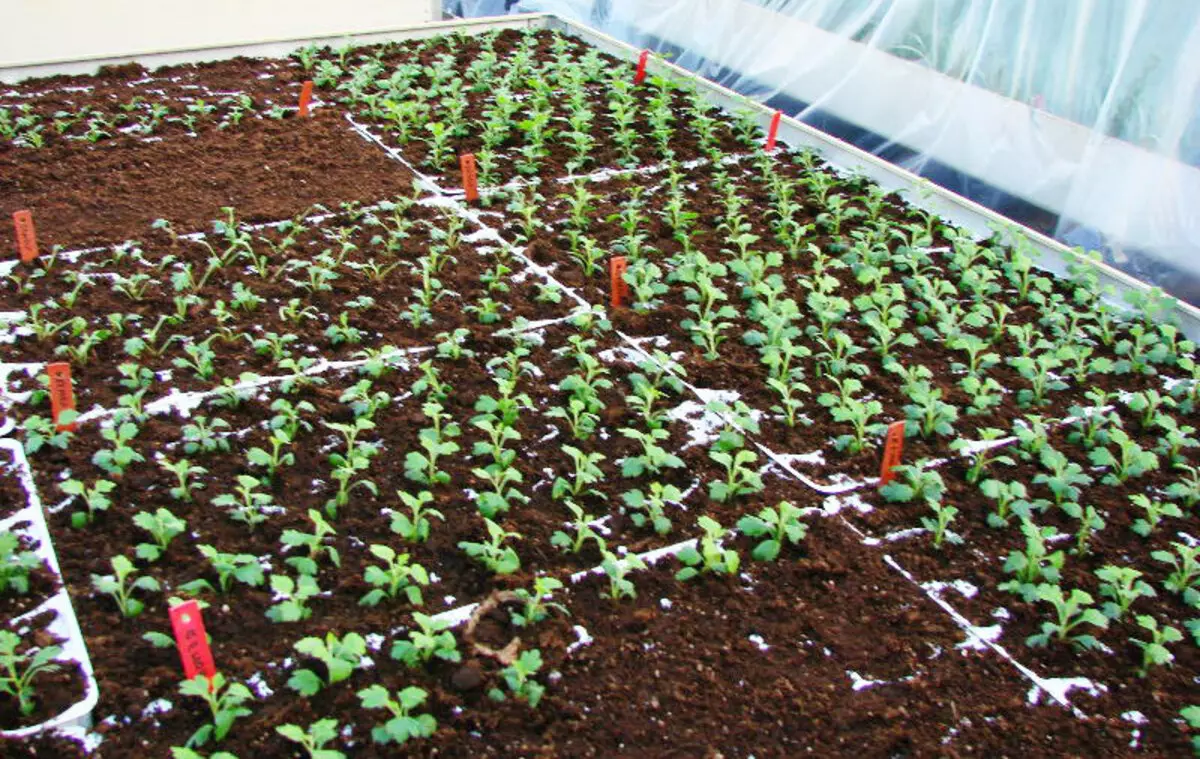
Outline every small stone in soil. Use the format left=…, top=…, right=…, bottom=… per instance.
left=451, top=660, right=484, bottom=691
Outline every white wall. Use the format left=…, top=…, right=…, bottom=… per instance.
left=0, top=0, right=441, bottom=67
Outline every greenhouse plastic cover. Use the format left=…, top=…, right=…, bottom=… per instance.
left=448, top=0, right=1200, bottom=304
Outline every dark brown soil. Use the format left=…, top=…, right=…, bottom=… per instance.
left=0, top=111, right=412, bottom=251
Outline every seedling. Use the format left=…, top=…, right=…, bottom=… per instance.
left=622, top=482, right=681, bottom=536
left=357, top=684, right=437, bottom=746
left=999, top=520, right=1065, bottom=602
left=276, top=719, right=345, bottom=759
left=1088, top=428, right=1159, bottom=484
left=60, top=477, right=117, bottom=528
left=390, top=490, right=444, bottom=542
left=160, top=458, right=208, bottom=502
left=1152, top=542, right=1200, bottom=601
left=390, top=612, right=460, bottom=668
left=676, top=517, right=740, bottom=581
left=360, top=545, right=429, bottom=607
left=1130, top=494, right=1182, bottom=538
left=182, top=416, right=231, bottom=455
left=0, top=533, right=40, bottom=595
left=458, top=518, right=521, bottom=575
left=186, top=545, right=264, bottom=594
left=247, top=429, right=295, bottom=481
left=92, top=555, right=160, bottom=617
left=0, top=630, right=61, bottom=716
left=178, top=672, right=254, bottom=748
left=620, top=427, right=684, bottom=477
left=737, top=501, right=808, bottom=561
left=488, top=648, right=545, bottom=708
left=281, top=509, right=340, bottom=576
left=511, top=577, right=568, bottom=627
left=552, top=446, right=606, bottom=501
left=288, top=631, right=367, bottom=696
left=600, top=550, right=646, bottom=601
left=551, top=501, right=606, bottom=555
left=265, top=573, right=320, bottom=623
left=922, top=502, right=962, bottom=549
left=1095, top=565, right=1155, bottom=621
left=133, top=508, right=186, bottom=562
left=709, top=443, right=763, bottom=503
left=1130, top=615, right=1182, bottom=677
left=1025, top=584, right=1108, bottom=650
left=212, top=475, right=275, bottom=529
left=880, top=464, right=945, bottom=504
left=92, top=420, right=145, bottom=477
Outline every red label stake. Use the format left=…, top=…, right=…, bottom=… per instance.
left=459, top=153, right=479, bottom=203
left=46, top=362, right=76, bottom=433
left=13, top=210, right=38, bottom=263
left=634, top=50, right=650, bottom=85
left=765, top=110, right=782, bottom=151
left=878, top=421, right=906, bottom=486
left=610, top=256, right=629, bottom=308
left=298, top=80, right=314, bottom=117
left=169, top=600, right=216, bottom=683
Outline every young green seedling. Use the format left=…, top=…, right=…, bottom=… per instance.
left=676, top=516, right=740, bottom=581
left=287, top=632, right=367, bottom=696
left=511, top=577, right=568, bottom=627
left=0, top=630, right=61, bottom=716
left=60, top=477, right=117, bottom=528
left=622, top=482, right=681, bottom=536
left=357, top=685, right=437, bottom=746
left=1095, top=565, right=1155, bottom=621
left=458, top=518, right=521, bottom=575
left=133, top=508, right=187, bottom=562
left=550, top=501, right=606, bottom=555
left=178, top=672, right=254, bottom=748
left=600, top=550, right=645, bottom=601
left=265, top=573, right=321, bottom=623
left=360, top=546, right=429, bottom=607
left=281, top=509, right=340, bottom=576
left=390, top=490, right=444, bottom=543
left=390, top=612, right=460, bottom=668
left=737, top=501, right=808, bottom=561
left=275, top=719, right=345, bottom=759
left=1025, top=584, right=1108, bottom=651
left=91, top=555, right=160, bottom=617
left=488, top=648, right=545, bottom=708
left=1130, top=615, right=1183, bottom=677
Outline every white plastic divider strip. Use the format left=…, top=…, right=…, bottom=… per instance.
left=880, top=553, right=1091, bottom=717
left=831, top=511, right=1094, bottom=716
left=0, top=439, right=99, bottom=739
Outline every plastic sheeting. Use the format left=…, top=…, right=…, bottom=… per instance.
left=447, top=0, right=1200, bottom=304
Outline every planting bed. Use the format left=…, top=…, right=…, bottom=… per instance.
left=0, top=18, right=1198, bottom=757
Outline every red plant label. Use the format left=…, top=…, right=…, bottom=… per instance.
left=610, top=256, right=630, bottom=307
left=46, top=362, right=76, bottom=432
left=298, top=80, right=314, bottom=117
left=13, top=209, right=38, bottom=263
left=879, top=421, right=906, bottom=486
left=634, top=50, right=649, bottom=85
left=169, top=600, right=216, bottom=682
left=766, top=110, right=782, bottom=151
left=460, top=153, right=479, bottom=203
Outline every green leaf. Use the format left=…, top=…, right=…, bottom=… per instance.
left=287, top=668, right=324, bottom=696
